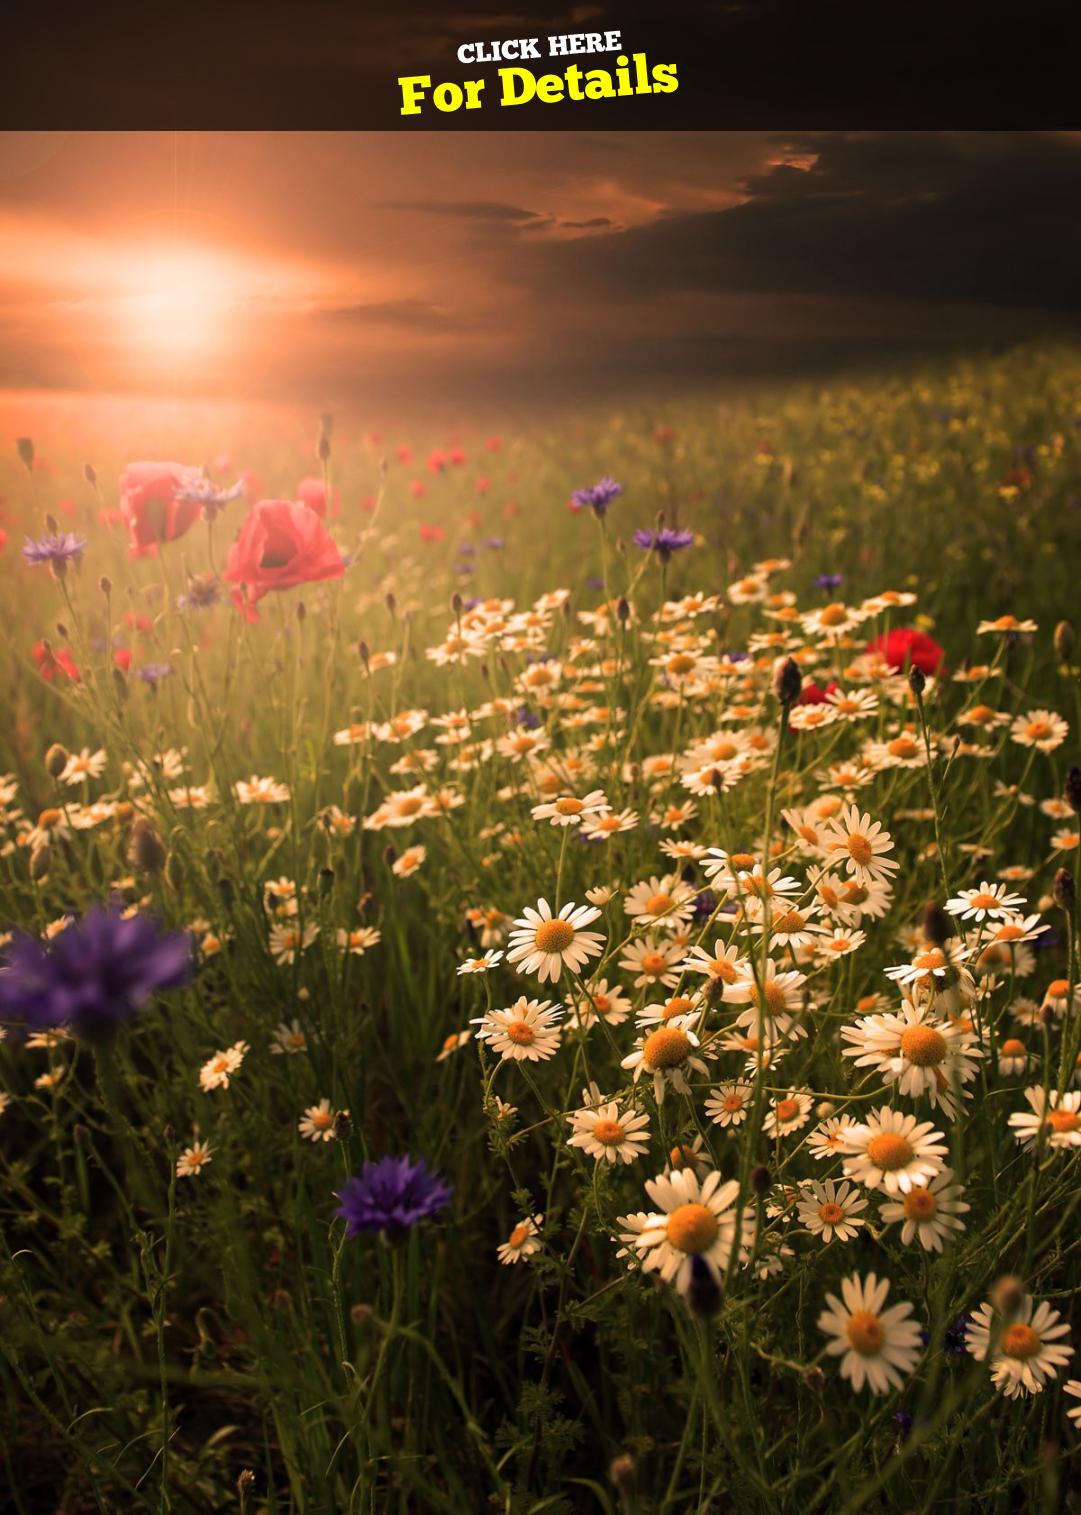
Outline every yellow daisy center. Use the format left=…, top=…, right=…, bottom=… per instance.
left=749, top=980, right=789, bottom=1015
left=1047, top=979, right=1069, bottom=998
left=506, top=1020, right=536, bottom=1046
left=914, top=949, right=946, bottom=972
left=847, top=833, right=874, bottom=866
left=887, top=736, right=919, bottom=759
left=1001, top=1323, right=1041, bottom=1360
left=665, top=1202, right=719, bottom=1253
left=640, top=952, right=670, bottom=976
left=819, top=603, right=848, bottom=628
left=1000, top=1038, right=1026, bottom=1057
left=818, top=1202, right=845, bottom=1225
left=646, top=892, right=675, bottom=916
left=555, top=798, right=584, bottom=816
left=507, top=1223, right=531, bottom=1248
left=722, top=1092, right=745, bottom=1112
left=396, top=796, right=424, bottom=816
left=866, top=1133, right=915, bottom=1172
left=845, top=1310, right=885, bottom=1356
left=662, top=996, right=695, bottom=1020
left=900, top=1025, right=948, bottom=1067
left=668, top=653, right=697, bottom=675
left=644, top=1027, right=692, bottom=1069
left=775, top=1098, right=801, bottom=1123
left=1046, top=1109, right=1080, bottom=1134
left=730, top=852, right=757, bottom=871
left=903, top=1187, right=938, bottom=1220
left=534, top=919, right=575, bottom=953
left=592, top=1118, right=625, bottom=1145
left=1026, top=720, right=1052, bottom=741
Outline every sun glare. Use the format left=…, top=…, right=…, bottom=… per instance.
left=118, top=249, right=240, bottom=361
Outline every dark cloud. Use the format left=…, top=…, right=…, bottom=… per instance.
left=382, top=199, right=542, bottom=221
left=318, top=298, right=462, bottom=330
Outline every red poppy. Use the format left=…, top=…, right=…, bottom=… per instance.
left=124, top=611, right=153, bottom=632
left=296, top=476, right=340, bottom=519
left=475, top=476, right=491, bottom=495
left=360, top=495, right=378, bottom=513
left=224, top=499, right=345, bottom=621
left=485, top=436, right=502, bottom=453
left=395, top=444, right=412, bottom=464
left=410, top=481, right=427, bottom=499
left=867, top=627, right=946, bottom=676
left=33, top=641, right=80, bottom=682
left=119, top=461, right=204, bottom=557
left=797, top=680, right=839, bottom=706
left=113, top=647, right=133, bottom=673
left=427, top=451, right=447, bottom=474
left=418, top=524, right=445, bottom=544
left=0, top=527, right=7, bottom=554
left=449, top=447, right=467, bottom=467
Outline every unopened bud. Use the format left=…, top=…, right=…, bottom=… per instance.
left=1065, top=766, right=1081, bottom=816
left=750, top=1163, right=772, bottom=1196
left=617, top=596, right=630, bottom=623
left=296, top=601, right=306, bottom=623
left=385, top=591, right=396, bottom=616
left=99, top=575, right=112, bottom=596
left=1053, top=868, right=1075, bottom=913
left=357, top=640, right=370, bottom=668
left=30, top=843, right=51, bottom=881
left=16, top=436, right=34, bottom=472
left=683, top=1253, right=722, bottom=1317
left=609, top=1453, right=637, bottom=1498
left=802, top=1366, right=826, bottom=1393
left=333, top=1109, right=351, bottom=1141
left=923, top=901, right=954, bottom=946
left=45, top=513, right=59, bottom=535
left=1054, top=620, right=1075, bottom=663
left=44, top=743, right=69, bottom=778
left=317, top=432, right=331, bottom=463
left=908, top=664, right=926, bottom=697
left=84, top=462, right=97, bottom=487
left=162, top=1124, right=175, bottom=1143
left=318, top=866, right=335, bottom=895
left=991, top=1274, right=1025, bottom=1319
left=129, top=818, right=166, bottom=873
left=451, top=592, right=463, bottom=615
left=773, top=657, right=801, bottom=708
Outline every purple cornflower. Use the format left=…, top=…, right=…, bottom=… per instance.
left=176, top=574, right=221, bottom=612
left=22, top=532, right=86, bottom=571
left=570, top=476, right=622, bottom=517
left=633, top=527, right=695, bottom=561
left=138, top=662, right=172, bottom=685
left=516, top=706, right=541, bottom=729
left=335, top=1156, right=451, bottom=1237
left=816, top=573, right=844, bottom=590
left=485, top=536, right=504, bottom=551
left=0, top=906, right=192, bottom=1042
left=174, top=477, right=244, bottom=508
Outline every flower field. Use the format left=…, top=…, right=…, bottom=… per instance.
left=2, top=343, right=1081, bottom=1513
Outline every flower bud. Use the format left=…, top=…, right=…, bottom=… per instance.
left=1054, top=620, right=1075, bottom=663
left=750, top=1163, right=772, bottom=1196
left=350, top=1302, right=374, bottom=1328
left=802, top=1366, right=826, bottom=1393
left=609, top=1453, right=637, bottom=1498
left=44, top=743, right=69, bottom=779
left=333, top=1109, right=351, bottom=1141
left=99, top=575, right=112, bottom=596
left=908, top=664, right=926, bottom=697
left=773, top=656, right=801, bottom=708
left=16, top=436, right=34, bottom=472
left=385, top=591, right=396, bottom=616
left=357, top=640, right=370, bottom=668
left=84, top=462, right=97, bottom=487
left=922, top=901, right=954, bottom=946
left=129, top=818, right=166, bottom=873
left=683, top=1254, right=722, bottom=1317
left=30, top=843, right=51, bottom=881
left=1065, top=766, right=1081, bottom=816
left=451, top=591, right=463, bottom=615
left=318, top=866, right=335, bottom=895
left=617, top=596, right=630, bottom=622
left=1053, top=868, right=1075, bottom=913
left=991, top=1274, right=1025, bottom=1319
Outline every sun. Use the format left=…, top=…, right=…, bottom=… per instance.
left=118, top=248, right=237, bottom=360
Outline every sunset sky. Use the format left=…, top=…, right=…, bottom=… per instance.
left=2, top=131, right=1080, bottom=415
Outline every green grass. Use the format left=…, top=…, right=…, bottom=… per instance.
left=1, top=341, right=1080, bottom=1514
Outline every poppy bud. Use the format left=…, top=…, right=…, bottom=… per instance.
left=1054, top=620, right=1074, bottom=663
left=333, top=1109, right=351, bottom=1141
left=317, top=433, right=331, bottom=463
left=30, top=843, right=51, bottom=881
left=908, top=664, right=926, bottom=697
left=773, top=657, right=801, bottom=708
left=44, top=743, right=68, bottom=779
left=99, top=575, right=112, bottom=596
left=451, top=591, right=463, bottom=615
left=617, top=596, right=630, bottom=622
left=1065, top=766, right=1081, bottom=816
left=385, top=591, right=396, bottom=616
left=751, top=1163, right=772, bottom=1196
left=16, top=436, right=34, bottom=472
left=1053, top=868, right=1075, bottom=913
left=683, top=1254, right=722, bottom=1318
left=923, top=901, right=953, bottom=946
left=357, top=640, right=370, bottom=668
left=84, top=462, right=97, bottom=487
left=129, top=818, right=166, bottom=873
left=318, top=866, right=335, bottom=895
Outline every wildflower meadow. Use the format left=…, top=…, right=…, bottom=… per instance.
left=1, top=343, right=1080, bottom=1513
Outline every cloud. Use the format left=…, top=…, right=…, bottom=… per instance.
left=318, top=298, right=462, bottom=330
left=382, top=199, right=542, bottom=221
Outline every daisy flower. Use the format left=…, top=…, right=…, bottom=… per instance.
left=945, top=881, right=1027, bottom=922
left=580, top=807, right=639, bottom=840
left=436, top=1029, right=472, bottom=1062
left=1064, top=1380, right=1081, bottom=1427
left=505, top=898, right=604, bottom=983
left=818, top=1272, right=922, bottom=1394
left=619, top=935, right=685, bottom=989
left=808, top=1115, right=860, bottom=1160
left=622, top=875, right=697, bottom=931
left=1010, top=710, right=1068, bottom=753
left=199, top=1041, right=249, bottom=1092
left=763, top=1089, right=814, bottom=1138
left=175, top=1138, right=213, bottom=1177
left=1008, top=1087, right=1081, bottom=1151
left=567, top=1099, right=651, bottom=1165
left=878, top=1167, right=969, bottom=1251
left=820, top=805, right=899, bottom=886
left=976, top=614, right=1038, bottom=635
left=456, top=949, right=503, bottom=975
left=472, top=996, right=564, bottom=1062
left=681, top=938, right=743, bottom=985
left=270, top=922, right=319, bottom=964
left=997, top=1037, right=1030, bottom=1077
left=530, top=789, right=610, bottom=827
left=497, top=1214, right=543, bottom=1264
left=841, top=1106, right=948, bottom=1194
left=621, top=1025, right=709, bottom=1103
left=723, top=961, right=807, bottom=1032
left=269, top=1019, right=308, bottom=1055
left=234, top=775, right=291, bottom=805
left=336, top=926, right=382, bottom=956
left=966, top=1295, right=1072, bottom=1397
left=59, top=747, right=107, bottom=786
left=298, top=1098, right=340, bottom=1143
left=705, top=1082, right=753, bottom=1128
left=802, top=602, right=869, bottom=640
left=570, top=977, right=632, bottom=1028
left=391, top=845, right=427, bottom=877
left=841, top=999, right=982, bottom=1117
left=620, top=1167, right=752, bottom=1293
left=797, top=1179, right=867, bottom=1243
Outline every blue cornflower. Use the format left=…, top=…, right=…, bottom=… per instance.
left=585, top=575, right=605, bottom=591
left=335, top=1156, right=451, bottom=1237
left=0, top=906, right=192, bottom=1041
left=22, top=532, right=86, bottom=570
left=693, top=890, right=719, bottom=921
left=176, top=575, right=221, bottom=612
left=816, top=573, right=844, bottom=590
left=174, top=477, right=244, bottom=508
left=138, top=663, right=172, bottom=685
left=633, top=527, right=695, bottom=561
left=571, top=476, right=622, bottom=517
left=485, top=536, right=505, bottom=551
left=516, top=706, right=541, bottom=729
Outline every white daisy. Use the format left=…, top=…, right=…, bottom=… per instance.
left=621, top=1025, right=709, bottom=1103
left=797, top=1179, right=867, bottom=1243
left=567, top=1099, right=651, bottom=1165
left=505, top=898, right=604, bottom=983
left=878, top=1167, right=969, bottom=1252
left=705, top=1082, right=753, bottom=1128
left=1008, top=1087, right=1081, bottom=1151
left=497, top=1214, right=543, bottom=1264
left=619, top=1167, right=753, bottom=1292
left=966, top=1295, right=1073, bottom=1397
left=841, top=1106, right=948, bottom=1194
left=472, top=997, right=563, bottom=1062
left=818, top=1272, right=922, bottom=1394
